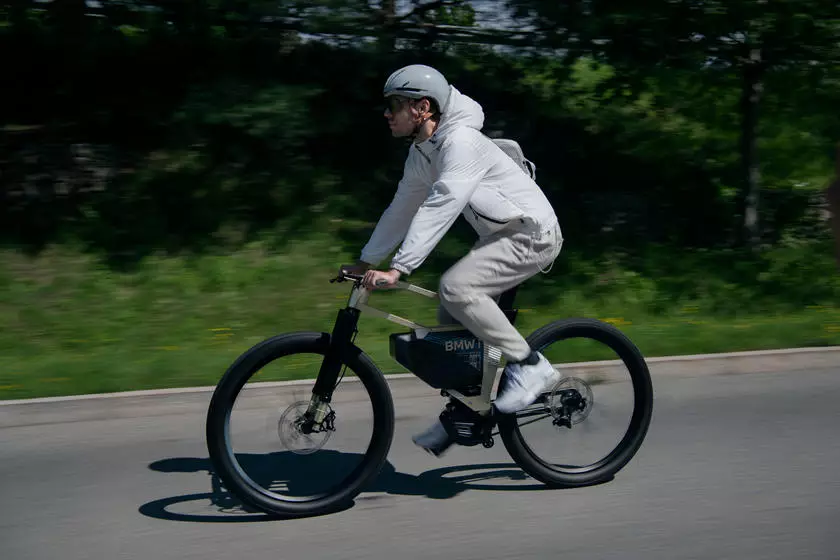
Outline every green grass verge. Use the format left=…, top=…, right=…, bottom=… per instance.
left=2, top=224, right=839, bottom=400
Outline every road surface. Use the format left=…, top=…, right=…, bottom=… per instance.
left=2, top=366, right=839, bottom=559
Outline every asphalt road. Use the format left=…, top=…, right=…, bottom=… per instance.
left=2, top=366, right=839, bottom=560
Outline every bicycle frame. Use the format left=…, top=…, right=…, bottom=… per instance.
left=314, top=272, right=519, bottom=415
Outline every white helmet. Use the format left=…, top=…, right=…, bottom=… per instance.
left=383, top=64, right=451, bottom=114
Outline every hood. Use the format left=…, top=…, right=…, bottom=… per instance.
left=420, top=86, right=484, bottom=147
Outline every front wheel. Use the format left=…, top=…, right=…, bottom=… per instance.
left=498, top=318, right=654, bottom=487
left=206, top=332, right=395, bottom=517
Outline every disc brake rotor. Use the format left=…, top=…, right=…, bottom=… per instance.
left=548, top=377, right=594, bottom=425
left=277, top=401, right=334, bottom=455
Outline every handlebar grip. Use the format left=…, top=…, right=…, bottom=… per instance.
left=333, top=272, right=438, bottom=298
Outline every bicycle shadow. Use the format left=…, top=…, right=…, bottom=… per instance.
left=138, top=449, right=613, bottom=523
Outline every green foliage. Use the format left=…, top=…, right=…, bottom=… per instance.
left=0, top=2, right=836, bottom=262
left=1, top=234, right=839, bottom=399
left=1, top=0, right=838, bottom=400
left=505, top=0, right=840, bottom=245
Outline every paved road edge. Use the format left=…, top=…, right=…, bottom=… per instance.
left=2, top=345, right=838, bottom=406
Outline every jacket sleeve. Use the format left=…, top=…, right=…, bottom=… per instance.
left=359, top=156, right=429, bottom=266
left=390, top=135, right=486, bottom=275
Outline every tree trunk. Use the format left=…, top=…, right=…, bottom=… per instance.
left=738, top=48, right=764, bottom=248
left=380, top=0, right=397, bottom=53
left=827, top=143, right=840, bottom=269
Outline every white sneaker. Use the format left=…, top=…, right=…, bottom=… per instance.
left=494, top=352, right=560, bottom=414
left=411, top=418, right=454, bottom=457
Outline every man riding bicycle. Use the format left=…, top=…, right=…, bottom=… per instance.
left=341, top=64, right=564, bottom=456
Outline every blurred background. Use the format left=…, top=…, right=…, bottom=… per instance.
left=1, top=0, right=839, bottom=399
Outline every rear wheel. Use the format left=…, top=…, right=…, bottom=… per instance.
left=206, top=332, right=395, bottom=517
left=498, top=318, right=654, bottom=487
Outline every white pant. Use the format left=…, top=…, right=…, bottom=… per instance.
left=437, top=221, right=563, bottom=362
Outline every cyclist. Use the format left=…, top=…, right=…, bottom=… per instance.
left=341, top=64, right=564, bottom=456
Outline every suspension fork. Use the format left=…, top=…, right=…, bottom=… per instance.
left=307, top=307, right=360, bottom=422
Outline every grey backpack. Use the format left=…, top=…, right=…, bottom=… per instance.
left=492, top=138, right=537, bottom=180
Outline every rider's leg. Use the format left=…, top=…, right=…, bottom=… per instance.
left=413, top=295, right=502, bottom=456
left=436, top=294, right=502, bottom=326
left=413, top=223, right=563, bottom=455
left=438, top=223, right=562, bottom=362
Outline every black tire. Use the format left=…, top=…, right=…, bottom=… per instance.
left=498, top=318, right=654, bottom=487
left=205, top=331, right=395, bottom=517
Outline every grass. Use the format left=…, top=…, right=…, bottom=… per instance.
left=2, top=221, right=839, bottom=400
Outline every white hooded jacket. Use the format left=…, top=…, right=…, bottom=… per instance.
left=360, top=86, right=559, bottom=275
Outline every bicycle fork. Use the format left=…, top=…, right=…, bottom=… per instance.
left=306, top=307, right=361, bottom=425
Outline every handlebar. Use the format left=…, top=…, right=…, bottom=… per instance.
left=330, top=270, right=438, bottom=298
left=330, top=271, right=367, bottom=284
left=330, top=270, right=395, bottom=287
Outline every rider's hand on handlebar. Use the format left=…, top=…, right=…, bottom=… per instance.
left=362, top=269, right=401, bottom=290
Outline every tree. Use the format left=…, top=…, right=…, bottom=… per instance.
left=828, top=144, right=840, bottom=268
left=507, top=0, right=840, bottom=247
